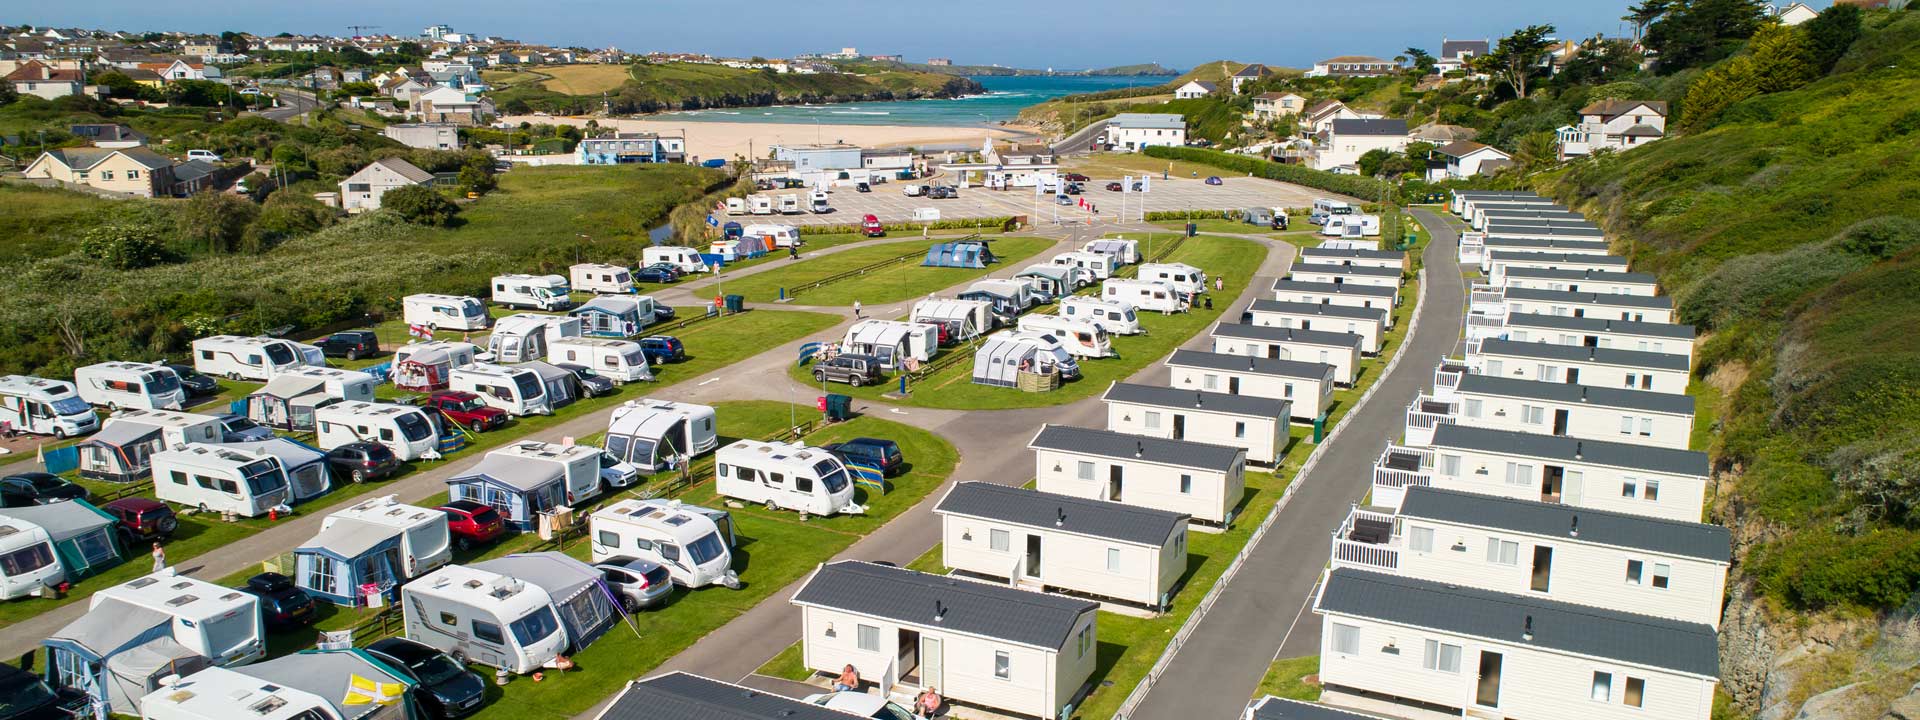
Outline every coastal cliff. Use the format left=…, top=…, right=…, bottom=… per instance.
left=489, top=62, right=983, bottom=116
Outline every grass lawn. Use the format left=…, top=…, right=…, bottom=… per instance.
left=1687, top=375, right=1726, bottom=456
left=757, top=642, right=813, bottom=682
left=1253, top=656, right=1322, bottom=702
left=723, top=236, right=1055, bottom=306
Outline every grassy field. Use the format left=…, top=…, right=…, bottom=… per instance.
left=491, top=62, right=975, bottom=115
left=1253, top=656, right=1322, bottom=702
left=721, top=236, right=1055, bottom=305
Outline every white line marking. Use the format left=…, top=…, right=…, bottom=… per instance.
left=888, top=408, right=909, bottom=415
left=1272, top=583, right=1320, bottom=663
left=698, top=378, right=720, bottom=386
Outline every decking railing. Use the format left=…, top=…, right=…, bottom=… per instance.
left=1330, top=507, right=1402, bottom=571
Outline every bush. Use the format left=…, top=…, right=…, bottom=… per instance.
left=78, top=220, right=168, bottom=270
left=1750, top=526, right=1920, bottom=610
left=175, top=192, right=261, bottom=256
left=1834, top=216, right=1920, bottom=260
left=383, top=186, right=459, bottom=226
left=1142, top=146, right=1395, bottom=201
left=244, top=191, right=336, bottom=251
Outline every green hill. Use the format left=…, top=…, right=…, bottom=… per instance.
left=1087, top=63, right=1182, bottom=76
left=488, top=62, right=982, bottom=115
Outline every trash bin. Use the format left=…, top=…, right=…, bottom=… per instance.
left=1185, top=222, right=1197, bottom=238
left=724, top=294, right=745, bottom=313
left=825, top=393, right=853, bottom=422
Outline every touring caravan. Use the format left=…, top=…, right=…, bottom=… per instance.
left=73, top=362, right=186, bottom=411
left=401, top=564, right=568, bottom=674
left=1103, top=278, right=1187, bottom=313
left=46, top=572, right=263, bottom=717
left=961, top=279, right=1037, bottom=315
left=1015, top=264, right=1091, bottom=301
left=222, top=438, right=331, bottom=503
left=486, top=314, right=581, bottom=365
left=1000, top=331, right=1084, bottom=379
left=809, top=190, right=831, bottom=214
left=741, top=224, right=802, bottom=249
left=1086, top=238, right=1140, bottom=264
left=0, top=375, right=99, bottom=438
left=840, top=320, right=940, bottom=370
left=911, top=298, right=996, bottom=340
left=323, top=496, right=453, bottom=580
left=604, top=400, right=719, bottom=472
left=643, top=246, right=709, bottom=274
left=77, top=409, right=224, bottom=483
left=1310, top=198, right=1354, bottom=224
left=490, top=274, right=573, bottom=312
left=273, top=366, right=378, bottom=403
left=569, top=263, right=636, bottom=295
left=1052, top=251, right=1120, bottom=279
left=137, top=649, right=419, bottom=720
left=1322, top=214, right=1381, bottom=237
left=190, top=336, right=324, bottom=382
left=569, top=295, right=657, bottom=338
left=589, top=498, right=740, bottom=589
left=392, top=341, right=480, bottom=392
left=777, top=195, right=802, bottom=215
left=725, top=197, right=747, bottom=215
left=469, top=553, right=619, bottom=656
left=0, top=517, right=63, bottom=599
left=1137, top=262, right=1208, bottom=294
left=449, top=363, right=551, bottom=417
left=402, top=294, right=490, bottom=332
left=152, top=444, right=293, bottom=517
left=1059, top=297, right=1141, bottom=335
left=548, top=338, right=653, bottom=384
left=446, top=441, right=608, bottom=528
left=714, top=440, right=864, bottom=516
left=748, top=195, right=774, bottom=215
left=86, top=571, right=266, bottom=666
left=1017, top=315, right=1114, bottom=357
left=314, top=402, right=440, bottom=461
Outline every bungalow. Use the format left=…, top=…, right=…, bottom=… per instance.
left=1245, top=299, right=1388, bottom=354
left=1502, top=313, right=1697, bottom=357
left=1174, top=80, right=1218, bottom=99
left=935, top=482, right=1189, bottom=609
left=1253, top=92, right=1307, bottom=119
left=1229, top=63, right=1272, bottom=93
left=1029, top=423, right=1248, bottom=525
left=1415, top=374, right=1696, bottom=450
left=1499, top=268, right=1660, bottom=297
left=413, top=86, right=495, bottom=126
left=1497, top=287, right=1674, bottom=324
left=1165, top=349, right=1335, bottom=421
left=22, top=147, right=176, bottom=198
left=594, top=672, right=867, bottom=720
left=1428, top=141, right=1512, bottom=181
left=1436, top=39, right=1490, bottom=74
left=1102, top=381, right=1292, bottom=465
left=1558, top=100, right=1668, bottom=159
left=1289, top=262, right=1403, bottom=289
left=1487, top=252, right=1631, bottom=287
left=578, top=133, right=677, bottom=164
left=68, top=123, right=148, bottom=148
left=1313, top=118, right=1409, bottom=173
left=338, top=157, right=435, bottom=213
left=1305, top=56, right=1397, bottom=78
left=1103, top=113, right=1186, bottom=152
left=136, top=59, right=218, bottom=82
left=1298, top=247, right=1407, bottom=273
left=5, top=60, right=84, bottom=99
left=1471, top=338, right=1691, bottom=394
left=382, top=123, right=461, bottom=150
left=791, top=560, right=1099, bottom=720
left=1210, top=322, right=1364, bottom=385
left=1271, top=279, right=1398, bottom=316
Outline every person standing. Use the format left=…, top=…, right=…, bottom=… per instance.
left=853, top=300, right=863, bottom=318
left=151, top=543, right=166, bottom=573
left=1215, top=276, right=1224, bottom=292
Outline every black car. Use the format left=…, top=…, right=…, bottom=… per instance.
left=0, top=663, right=87, bottom=720
left=365, top=638, right=487, bottom=718
left=0, top=473, right=88, bottom=508
left=555, top=363, right=617, bottom=397
left=237, top=572, right=318, bottom=631
left=163, top=363, right=220, bottom=397
left=823, top=438, right=906, bottom=478
left=653, top=304, right=677, bottom=322
left=314, top=330, right=380, bottom=360
left=635, top=265, right=679, bottom=284
left=325, top=442, right=400, bottom=483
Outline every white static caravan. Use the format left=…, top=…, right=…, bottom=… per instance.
left=1051, top=251, right=1120, bottom=280
left=642, top=246, right=709, bottom=274
left=603, top=399, right=719, bottom=472
left=151, top=444, right=294, bottom=517
left=1017, top=315, right=1114, bottom=358
left=189, top=336, right=323, bottom=382
left=1245, top=299, right=1388, bottom=354
left=1297, top=246, right=1408, bottom=273
left=324, top=496, right=453, bottom=578
left=588, top=498, right=740, bottom=589
left=841, top=320, right=940, bottom=370
left=595, top=673, right=879, bottom=720
left=1501, top=268, right=1659, bottom=297
left=1288, top=262, right=1402, bottom=289
left=486, top=314, right=581, bottom=365
left=87, top=571, right=266, bottom=666
left=74, top=362, right=186, bottom=411
left=936, top=482, right=1189, bottom=609
left=1271, top=280, right=1398, bottom=318
left=401, top=564, right=568, bottom=674
left=76, top=409, right=224, bottom=483
left=449, top=363, right=551, bottom=417
left=1210, top=322, right=1363, bottom=386
left=1473, top=339, right=1691, bottom=394
left=1503, top=313, right=1698, bottom=358
left=911, top=298, right=996, bottom=340
left=0, top=517, right=63, bottom=599
left=1086, top=237, right=1140, bottom=265
left=742, top=223, right=803, bottom=248
left=714, top=440, right=863, bottom=516
left=392, top=341, right=480, bottom=393
left=548, top=337, right=652, bottom=384
left=490, top=274, right=573, bottom=312
left=1165, top=349, right=1335, bottom=422
left=1381, top=424, right=1713, bottom=524
left=314, top=401, right=440, bottom=461
left=1442, top=374, right=1696, bottom=451
left=1498, top=287, right=1675, bottom=324
left=1451, top=189, right=1544, bottom=216
left=139, top=649, right=420, bottom=720
left=0, top=375, right=100, bottom=439
left=1488, top=251, right=1630, bottom=287
left=568, top=263, right=636, bottom=295
left=402, top=293, right=490, bottom=332
left=1029, top=424, right=1247, bottom=525
left=1102, top=279, right=1187, bottom=313
left=1059, top=296, right=1141, bottom=335
left=792, top=561, right=1100, bottom=720
left=1136, top=262, right=1208, bottom=294
left=1102, top=381, right=1291, bottom=465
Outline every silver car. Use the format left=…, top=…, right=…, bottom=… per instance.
left=594, top=556, right=675, bottom=611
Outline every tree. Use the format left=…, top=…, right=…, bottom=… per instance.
left=92, top=71, right=158, bottom=102
left=1681, top=24, right=1815, bottom=131
left=221, top=30, right=250, bottom=53
left=1513, top=131, right=1559, bottom=169
left=175, top=192, right=259, bottom=255
left=383, top=185, right=459, bottom=226
left=1555, top=39, right=1643, bottom=86
left=457, top=165, right=496, bottom=196
left=1478, top=25, right=1558, bottom=99
left=1403, top=47, right=1436, bottom=75
left=0, top=80, right=15, bottom=106
left=1357, top=148, right=1396, bottom=177
left=1623, top=0, right=1672, bottom=42
left=1803, top=3, right=1864, bottom=73
left=1644, top=0, right=1769, bottom=72
left=243, top=190, right=334, bottom=251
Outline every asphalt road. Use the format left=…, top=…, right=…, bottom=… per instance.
left=1052, top=118, right=1110, bottom=155
left=256, top=88, right=319, bottom=122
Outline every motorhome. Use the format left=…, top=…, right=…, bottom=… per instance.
left=322, top=496, right=454, bottom=580
left=486, top=315, right=581, bottom=365
left=1137, top=262, right=1208, bottom=294
left=588, top=498, right=740, bottom=589
left=725, top=197, right=748, bottom=215
left=1102, top=279, right=1187, bottom=313
left=1018, top=315, right=1114, bottom=358
left=1310, top=198, right=1354, bottom=224
left=190, top=336, right=324, bottom=382
left=0, top=518, right=63, bottom=599
left=402, top=294, right=490, bottom=332
left=569, top=263, right=636, bottom=295
left=83, top=570, right=265, bottom=665
left=642, top=246, right=709, bottom=274
left=840, top=320, right=940, bottom=370
left=777, top=195, right=802, bottom=215
left=748, top=195, right=774, bottom=215
left=490, top=274, right=573, bottom=312
left=152, top=443, right=294, bottom=517
left=910, top=298, right=996, bottom=340
left=314, top=402, right=440, bottom=461
left=392, top=341, right=480, bottom=392
left=1059, top=297, right=1142, bottom=334
left=604, top=399, right=719, bottom=472
left=449, top=363, right=551, bottom=417
left=0, top=375, right=98, bottom=438
left=741, top=224, right=802, bottom=249
left=73, top=362, right=186, bottom=411
left=809, top=190, right=830, bottom=214
left=401, top=564, right=568, bottom=674
left=548, top=338, right=653, bottom=384
left=77, top=409, right=224, bottom=483
left=714, top=440, right=864, bottom=516
left=1052, top=251, right=1120, bottom=279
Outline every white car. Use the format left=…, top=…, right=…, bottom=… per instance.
left=186, top=149, right=221, bottom=162
left=237, top=87, right=261, bottom=96
left=801, top=692, right=917, bottom=720
left=902, top=185, right=926, bottom=197
left=598, top=451, right=643, bottom=489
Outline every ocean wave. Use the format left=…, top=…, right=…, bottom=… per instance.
left=831, top=111, right=891, bottom=115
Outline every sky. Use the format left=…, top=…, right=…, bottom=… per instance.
left=16, top=0, right=1654, bottom=69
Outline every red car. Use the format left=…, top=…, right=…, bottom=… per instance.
left=102, top=497, right=178, bottom=545
left=861, top=214, right=885, bottom=237
left=427, top=391, right=508, bottom=432
left=437, top=500, right=508, bottom=550
left=1063, top=173, right=1090, bottom=182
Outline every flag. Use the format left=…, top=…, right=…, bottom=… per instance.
left=1123, top=176, right=1133, bottom=194
left=343, top=674, right=405, bottom=706
left=1141, top=175, right=1152, bottom=193
left=706, top=214, right=719, bottom=227
left=408, top=324, right=431, bottom=339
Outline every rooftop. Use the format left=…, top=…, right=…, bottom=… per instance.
left=1291, top=262, right=1403, bottom=277
left=792, top=561, right=1096, bottom=649
left=1247, top=299, right=1388, bottom=322
left=1329, top=118, right=1408, bottom=136
left=1504, top=312, right=1695, bottom=338
left=597, top=672, right=860, bottom=720
left=1401, top=485, right=1728, bottom=561
left=1502, top=267, right=1657, bottom=284
left=1101, top=381, right=1292, bottom=419
left=936, top=482, right=1188, bottom=546
left=1430, top=423, right=1707, bottom=477
left=1166, top=349, right=1334, bottom=381
left=1499, top=286, right=1672, bottom=309
left=1109, top=113, right=1186, bottom=130
left=1271, top=279, right=1397, bottom=298
left=1455, top=373, right=1695, bottom=415
left=1029, top=423, right=1245, bottom=472
left=1476, top=338, right=1689, bottom=372
left=1210, top=322, right=1363, bottom=349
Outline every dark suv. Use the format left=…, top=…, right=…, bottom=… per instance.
left=823, top=438, right=905, bottom=477
left=237, top=572, right=318, bottom=631
left=325, top=442, right=400, bottom=483
left=812, top=354, right=882, bottom=387
left=102, top=497, right=178, bottom=544
left=315, top=330, right=380, bottom=360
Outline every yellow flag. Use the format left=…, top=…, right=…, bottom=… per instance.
left=343, top=674, right=405, bottom=706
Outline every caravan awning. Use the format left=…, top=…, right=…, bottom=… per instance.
left=451, top=455, right=563, bottom=492
left=46, top=598, right=173, bottom=660
left=0, top=500, right=115, bottom=544
left=298, top=517, right=401, bottom=560
left=254, top=375, right=327, bottom=400
left=81, top=422, right=160, bottom=451
left=234, top=650, right=413, bottom=720
left=1016, top=265, right=1071, bottom=281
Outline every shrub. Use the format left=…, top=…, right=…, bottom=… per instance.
left=1750, top=526, right=1920, bottom=610
left=175, top=192, right=261, bottom=256
left=1834, top=216, right=1920, bottom=259
left=244, top=191, right=336, bottom=251
left=78, top=220, right=168, bottom=270
left=383, top=186, right=459, bottom=226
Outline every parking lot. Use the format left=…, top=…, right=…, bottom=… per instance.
left=731, top=172, right=1330, bottom=227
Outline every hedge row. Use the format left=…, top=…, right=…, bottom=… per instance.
left=1142, top=146, right=1394, bottom=201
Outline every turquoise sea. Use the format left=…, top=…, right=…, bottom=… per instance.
left=656, top=74, right=1165, bottom=127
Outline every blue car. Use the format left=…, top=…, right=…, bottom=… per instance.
left=635, top=265, right=680, bottom=284
left=823, top=437, right=905, bottom=478
left=639, top=336, right=685, bottom=364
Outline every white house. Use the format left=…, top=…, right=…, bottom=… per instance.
left=1429, top=141, right=1513, bottom=180
left=1210, top=322, right=1364, bottom=385
left=1413, top=374, right=1696, bottom=450
left=1503, top=313, right=1697, bottom=357
left=1302, top=100, right=1368, bottom=134
left=1253, top=92, right=1307, bottom=119
left=1500, top=268, right=1659, bottom=296
left=1246, top=299, right=1388, bottom=354
left=1289, top=262, right=1404, bottom=289
left=1558, top=100, right=1668, bottom=159
left=1314, top=119, right=1409, bottom=173
left=1102, top=381, right=1292, bottom=465
left=1471, top=339, right=1691, bottom=394
left=1165, top=349, right=1335, bottom=421
left=1104, top=113, right=1187, bottom=152
left=1305, top=56, right=1398, bottom=78
left=338, top=157, right=435, bottom=213
left=1436, top=39, right=1490, bottom=74
left=382, top=123, right=461, bottom=150
left=1272, top=279, right=1398, bottom=317
left=935, top=482, right=1189, bottom=609
left=1497, top=288, right=1675, bottom=324
left=1229, top=63, right=1272, bottom=93
left=1029, top=424, right=1248, bottom=525
left=1487, top=252, right=1631, bottom=287
left=412, top=85, right=495, bottom=125
left=1777, top=2, right=1819, bottom=25
left=1174, top=80, right=1218, bottom=99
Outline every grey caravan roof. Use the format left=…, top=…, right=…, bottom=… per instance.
left=1247, top=299, right=1388, bottom=322
left=1479, top=208, right=1586, bottom=221
left=1029, top=423, right=1244, bottom=472
left=253, top=374, right=327, bottom=400
left=1248, top=697, right=1389, bottom=720
left=518, top=360, right=575, bottom=382
left=792, top=561, right=1096, bottom=649
left=1299, top=247, right=1406, bottom=262
left=1454, top=190, right=1540, bottom=199
left=1016, top=264, right=1073, bottom=280
left=47, top=598, right=173, bottom=658
left=1086, top=239, right=1132, bottom=255
left=1455, top=374, right=1695, bottom=415
left=1167, top=349, right=1333, bottom=381
left=1210, top=322, right=1363, bottom=349
left=234, top=649, right=410, bottom=720
left=1505, top=312, right=1696, bottom=339
left=297, top=517, right=399, bottom=560
left=1487, top=251, right=1629, bottom=268
left=1468, top=200, right=1561, bottom=212
left=1486, top=216, right=1600, bottom=231
left=1318, top=568, right=1719, bottom=677
left=81, top=421, right=160, bottom=450
left=1289, top=262, right=1402, bottom=278
left=1477, top=338, right=1690, bottom=372
left=0, top=500, right=113, bottom=542
left=472, top=551, right=601, bottom=604
left=936, top=482, right=1187, bottom=547
left=1400, top=485, right=1730, bottom=562
left=597, top=672, right=860, bottom=720
left=1503, top=267, right=1657, bottom=285
left=224, top=438, right=327, bottom=470
left=1270, top=280, right=1397, bottom=298
left=1481, top=238, right=1612, bottom=254
left=1501, top=287, right=1672, bottom=310
left=1486, top=222, right=1603, bottom=238
left=1102, top=381, right=1292, bottom=420
left=1431, top=423, right=1707, bottom=477
left=451, top=454, right=564, bottom=492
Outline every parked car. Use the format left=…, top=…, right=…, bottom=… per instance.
left=635, top=265, right=680, bottom=284
left=554, top=363, right=617, bottom=398
left=638, top=336, right=685, bottom=364
left=237, top=572, right=318, bottom=631
left=365, top=637, right=487, bottom=719
left=185, top=150, right=221, bottom=162
left=325, top=442, right=400, bottom=483
left=822, top=438, right=906, bottom=478
left=854, top=182, right=871, bottom=193
left=1055, top=195, right=1075, bottom=206
left=653, top=305, right=677, bottom=323
left=1105, top=182, right=1124, bottom=191
left=102, top=497, right=178, bottom=545
left=903, top=185, right=927, bottom=197
left=163, top=363, right=221, bottom=397
left=802, top=692, right=917, bottom=720
left=214, top=413, right=275, bottom=442
left=1205, top=176, right=1224, bottom=186
left=593, top=556, right=675, bottom=612
left=0, top=473, right=88, bottom=507
left=812, top=354, right=882, bottom=387
left=1064, top=183, right=1083, bottom=195
left=314, top=330, right=380, bottom=360
left=436, top=501, right=507, bottom=550
left=1062, top=173, right=1090, bottom=182
left=0, top=663, right=88, bottom=720
left=427, top=391, right=508, bottom=432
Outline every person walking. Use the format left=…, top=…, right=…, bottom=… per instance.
left=151, top=542, right=166, bottom=573
left=1215, top=276, right=1224, bottom=292
left=853, top=300, right=863, bottom=318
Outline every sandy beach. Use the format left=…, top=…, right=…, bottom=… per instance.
left=500, top=115, right=1030, bottom=162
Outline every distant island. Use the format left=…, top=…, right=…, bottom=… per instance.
left=1084, top=63, right=1182, bottom=76
left=836, top=59, right=1182, bottom=77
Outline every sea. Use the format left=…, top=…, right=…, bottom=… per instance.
left=654, top=74, right=1163, bottom=127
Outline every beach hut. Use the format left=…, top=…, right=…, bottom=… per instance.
left=971, top=335, right=1044, bottom=388
left=922, top=239, right=996, bottom=268
left=0, top=500, right=123, bottom=581
left=471, top=552, right=620, bottom=654
left=293, top=517, right=405, bottom=606
left=223, top=438, right=332, bottom=503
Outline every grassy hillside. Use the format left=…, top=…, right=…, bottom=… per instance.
left=487, top=62, right=982, bottom=115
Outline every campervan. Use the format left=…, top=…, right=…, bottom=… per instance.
left=748, top=195, right=774, bottom=215
left=90, top=571, right=265, bottom=665
left=151, top=443, right=293, bottom=517
left=1310, top=198, right=1354, bottom=224
left=569, top=263, right=636, bottom=295
left=486, top=315, right=580, bottom=364
left=1051, top=251, right=1119, bottom=279
left=642, top=246, right=708, bottom=274
left=392, top=341, right=480, bottom=392
left=1059, top=297, right=1141, bottom=335
left=323, top=496, right=453, bottom=578
left=910, top=299, right=996, bottom=340
left=274, top=366, right=378, bottom=403
left=1000, top=330, right=1083, bottom=379
left=604, top=399, right=719, bottom=472
left=714, top=440, right=864, bottom=516
left=839, top=320, right=939, bottom=370
left=190, top=336, right=324, bottom=382
left=547, top=338, right=652, bottom=384
left=741, top=224, right=802, bottom=249
left=588, top=498, right=740, bottom=589
left=777, top=195, right=802, bottom=215
left=490, top=274, right=572, bottom=312
left=0, top=518, right=63, bottom=599
left=1103, top=278, right=1187, bottom=313
left=73, top=362, right=186, bottom=411
left=77, top=409, right=224, bottom=483
left=1137, top=262, right=1208, bottom=294
left=401, top=564, right=568, bottom=674
left=0, top=375, right=98, bottom=438
left=402, top=294, right=490, bottom=332
left=809, top=190, right=830, bottom=214
left=725, top=197, right=748, bottom=215
left=314, top=402, right=439, bottom=461
left=449, top=364, right=550, bottom=417
left=1017, top=315, right=1114, bottom=358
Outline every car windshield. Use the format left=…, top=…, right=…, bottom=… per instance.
left=874, top=702, right=918, bottom=720
left=263, top=343, right=295, bottom=364
left=508, top=607, right=559, bottom=646
left=446, top=396, right=483, bottom=412
left=395, top=413, right=433, bottom=442
left=407, top=652, right=468, bottom=686
left=50, top=396, right=90, bottom=416
left=685, top=532, right=725, bottom=565
left=28, top=477, right=65, bottom=491
left=0, top=670, right=57, bottom=715
left=226, top=417, right=263, bottom=433
left=144, top=371, right=181, bottom=393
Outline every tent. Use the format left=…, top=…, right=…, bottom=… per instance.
left=518, top=361, right=581, bottom=410
left=922, top=240, right=996, bottom=268
left=445, top=455, right=565, bottom=531
left=232, top=648, right=420, bottom=720
left=45, top=598, right=209, bottom=720
left=0, top=500, right=122, bottom=580
left=971, top=335, right=1043, bottom=388
left=75, top=422, right=162, bottom=482
left=294, top=517, right=405, bottom=606
left=1013, top=264, right=1084, bottom=299
left=225, top=438, right=332, bottom=503
left=472, top=552, right=620, bottom=654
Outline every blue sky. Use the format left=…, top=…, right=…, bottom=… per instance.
left=18, top=1, right=1654, bottom=69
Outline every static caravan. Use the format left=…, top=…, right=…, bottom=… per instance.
left=1102, top=278, right=1187, bottom=313
left=1030, top=424, right=1247, bottom=525
left=1165, top=349, right=1335, bottom=422
left=589, top=498, right=739, bottom=589
left=1488, top=251, right=1630, bottom=287
left=911, top=298, right=997, bottom=340
left=471, top=553, right=619, bottom=655
left=1472, top=339, right=1691, bottom=394
left=1478, top=238, right=1614, bottom=272
left=568, top=263, right=636, bottom=295
left=222, top=439, right=331, bottom=503
left=84, top=571, right=265, bottom=666
left=1271, top=280, right=1398, bottom=317
left=76, top=410, right=223, bottom=483
left=841, top=320, right=940, bottom=370
left=0, top=375, right=98, bottom=438
left=1484, top=219, right=1605, bottom=240
left=314, top=401, right=439, bottom=461
left=569, top=295, right=656, bottom=338
left=604, top=399, right=719, bottom=472
left=1499, top=287, right=1675, bottom=324
left=190, top=336, right=323, bottom=382
left=1288, top=262, right=1402, bottom=288
left=741, top=223, right=802, bottom=248
left=401, top=564, right=568, bottom=674
left=1440, top=374, right=1696, bottom=450
left=1472, top=207, right=1586, bottom=231
left=1504, top=313, right=1698, bottom=358
left=491, top=274, right=572, bottom=312
left=1014, top=264, right=1091, bottom=301
left=642, top=246, right=709, bottom=274
left=1102, top=381, right=1291, bottom=465
left=486, top=314, right=581, bottom=365
left=1059, top=296, right=1141, bottom=335
left=1210, top=322, right=1363, bottom=385
left=74, top=362, right=186, bottom=411
left=936, top=482, right=1188, bottom=609
left=1245, top=299, right=1387, bottom=354
left=1297, top=247, right=1408, bottom=273
left=1051, top=251, right=1120, bottom=279
left=960, top=279, right=1037, bottom=317
left=446, top=441, right=606, bottom=530
left=392, top=341, right=480, bottom=393
left=548, top=337, right=652, bottom=383
left=1086, top=238, right=1139, bottom=264
left=1394, top=423, right=1711, bottom=522
left=715, top=440, right=863, bottom=516
left=0, top=501, right=121, bottom=581
left=152, top=444, right=294, bottom=517
left=1450, top=189, right=1543, bottom=216
left=402, top=293, right=490, bottom=332
left=449, top=363, right=551, bottom=417
left=43, top=575, right=255, bottom=718
left=140, top=648, right=421, bottom=720
left=792, top=561, right=1099, bottom=720
left=0, top=517, right=65, bottom=600
left=1136, top=263, right=1208, bottom=295
left=594, top=673, right=869, bottom=720
left=1018, top=315, right=1114, bottom=358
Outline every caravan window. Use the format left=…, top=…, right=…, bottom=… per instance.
left=510, top=607, right=560, bottom=646
left=305, top=555, right=337, bottom=595
left=814, top=461, right=849, bottom=493
left=796, top=475, right=813, bottom=493
left=686, top=532, right=724, bottom=565
left=72, top=530, right=114, bottom=565
left=658, top=543, right=681, bottom=563
left=169, top=471, right=188, bottom=486
left=240, top=460, right=286, bottom=495
left=262, top=344, right=295, bottom=365
left=0, top=544, right=54, bottom=575
left=472, top=620, right=505, bottom=645
left=597, top=530, right=619, bottom=547
left=511, top=373, right=544, bottom=401
left=201, top=612, right=257, bottom=658
left=396, top=413, right=433, bottom=442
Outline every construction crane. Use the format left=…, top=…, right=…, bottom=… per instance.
left=347, top=25, right=381, bottom=37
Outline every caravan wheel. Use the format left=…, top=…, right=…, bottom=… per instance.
left=764, top=499, right=779, bottom=512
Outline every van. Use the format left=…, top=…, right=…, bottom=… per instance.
left=1310, top=198, right=1353, bottom=224
left=402, top=294, right=490, bottom=331
left=588, top=498, right=740, bottom=589
left=490, top=274, right=573, bottom=312
left=714, top=440, right=864, bottom=516
left=190, top=336, right=324, bottom=382
left=725, top=197, right=748, bottom=215
left=748, top=195, right=774, bottom=215
left=808, top=190, right=830, bottom=214
left=1103, top=278, right=1187, bottom=313
left=401, top=564, right=568, bottom=674
left=314, top=402, right=440, bottom=461
left=604, top=400, right=719, bottom=472
left=547, top=338, right=652, bottom=384
left=0, top=518, right=64, bottom=599
left=1051, top=251, right=1119, bottom=279
left=152, top=443, right=294, bottom=517
left=0, top=375, right=98, bottom=439
left=1059, top=297, right=1141, bottom=335
left=778, top=195, right=802, bottom=215
left=485, top=314, right=580, bottom=364
left=1138, top=262, right=1208, bottom=294
left=742, top=224, right=802, bottom=249
left=73, top=362, right=186, bottom=411
left=642, top=246, right=708, bottom=274
left=1017, top=315, right=1114, bottom=357
left=449, top=363, right=551, bottom=417
left=568, top=263, right=635, bottom=295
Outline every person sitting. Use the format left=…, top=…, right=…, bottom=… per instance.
left=915, top=687, right=944, bottom=717
left=834, top=665, right=861, bottom=693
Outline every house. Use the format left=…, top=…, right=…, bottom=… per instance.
left=1229, top=63, right=1272, bottom=93
left=5, top=60, right=84, bottom=99
left=180, top=38, right=228, bottom=60
left=135, top=59, right=218, bottom=82
left=383, top=123, right=461, bottom=150
left=861, top=148, right=915, bottom=171
left=1103, top=113, right=1186, bottom=152
left=1777, top=2, right=1820, bottom=25
left=773, top=143, right=863, bottom=171
left=1411, top=122, right=1479, bottom=144
left=594, top=672, right=869, bottom=720
left=1313, top=118, right=1409, bottom=173
left=1253, top=92, right=1307, bottom=119
left=1165, top=349, right=1335, bottom=422
left=1487, top=252, right=1631, bottom=287
left=1305, top=56, right=1398, bottom=78
left=412, top=86, right=495, bottom=126
left=1372, top=423, right=1710, bottom=523
left=1471, top=338, right=1691, bottom=394
left=382, top=75, right=432, bottom=103
left=23, top=147, right=176, bottom=198
left=579, top=133, right=681, bottom=164
left=168, top=160, right=222, bottom=196
left=1271, top=279, right=1398, bottom=316
left=1302, top=100, right=1366, bottom=134
left=1029, top=423, right=1248, bottom=525
left=1495, top=287, right=1675, bottom=324
left=1435, top=39, right=1490, bottom=74
left=1298, top=247, right=1409, bottom=273
left=1211, top=322, right=1364, bottom=385
left=1245, top=299, right=1388, bottom=354
left=1499, top=267, right=1659, bottom=296
left=1428, top=141, right=1513, bottom=180
left=1289, top=262, right=1404, bottom=289
left=338, top=157, right=435, bottom=213
left=1174, top=80, right=1218, bottom=99
left=1102, top=381, right=1292, bottom=465
left=68, top=123, right=147, bottom=148
left=935, top=482, right=1189, bottom=609
left=1414, top=373, right=1696, bottom=450
left=791, top=561, right=1099, bottom=720
left=1501, top=313, right=1697, bottom=358
left=1558, top=100, right=1668, bottom=158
